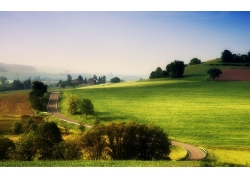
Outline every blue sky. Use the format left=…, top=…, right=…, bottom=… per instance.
left=1, top=11, right=250, bottom=76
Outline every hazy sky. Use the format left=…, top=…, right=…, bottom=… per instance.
left=1, top=11, right=250, bottom=76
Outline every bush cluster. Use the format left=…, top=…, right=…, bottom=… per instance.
left=81, top=122, right=171, bottom=160
left=1, top=121, right=171, bottom=161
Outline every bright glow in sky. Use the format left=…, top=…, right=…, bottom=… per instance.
left=1, top=11, right=250, bottom=76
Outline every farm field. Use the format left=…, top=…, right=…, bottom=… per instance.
left=57, top=61, right=250, bottom=166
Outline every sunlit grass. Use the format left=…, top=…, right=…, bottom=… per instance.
left=0, top=160, right=202, bottom=167
left=169, top=145, right=188, bottom=161
left=57, top=76, right=250, bottom=166
left=207, top=147, right=250, bottom=166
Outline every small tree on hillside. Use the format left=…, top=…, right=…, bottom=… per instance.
left=207, top=68, right=222, bottom=81
left=189, top=58, right=201, bottom=65
left=78, top=98, right=94, bottom=119
left=67, top=94, right=80, bottom=114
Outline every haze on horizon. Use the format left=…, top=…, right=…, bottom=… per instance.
left=1, top=11, right=250, bottom=76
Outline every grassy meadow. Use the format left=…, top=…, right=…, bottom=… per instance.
left=56, top=60, right=250, bottom=166
left=1, top=59, right=250, bottom=166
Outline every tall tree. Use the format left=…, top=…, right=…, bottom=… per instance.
left=77, top=75, right=84, bottom=82
left=37, top=122, right=63, bottom=160
left=221, top=49, right=233, bottom=62
left=79, top=98, right=94, bottom=119
left=67, top=94, right=80, bottom=114
left=166, top=60, right=185, bottom=78
left=67, top=74, right=72, bottom=83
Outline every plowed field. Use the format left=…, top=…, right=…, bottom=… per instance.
left=0, top=92, right=33, bottom=115
left=217, top=68, right=250, bottom=81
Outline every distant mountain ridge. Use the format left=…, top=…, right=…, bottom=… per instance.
left=0, top=62, right=37, bottom=72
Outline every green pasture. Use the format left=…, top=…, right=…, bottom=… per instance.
left=0, top=160, right=202, bottom=167
left=55, top=60, right=250, bottom=166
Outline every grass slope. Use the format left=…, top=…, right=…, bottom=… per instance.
left=56, top=59, right=250, bottom=166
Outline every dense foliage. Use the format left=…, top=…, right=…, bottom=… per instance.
left=149, top=67, right=169, bottom=79
left=0, top=136, right=15, bottom=160
left=29, top=81, right=48, bottom=111
left=189, top=58, right=201, bottom=65
left=80, top=122, right=171, bottom=160
left=166, top=60, right=185, bottom=78
left=0, top=76, right=32, bottom=92
left=110, top=77, right=120, bottom=83
left=221, top=49, right=250, bottom=63
left=67, top=94, right=94, bottom=119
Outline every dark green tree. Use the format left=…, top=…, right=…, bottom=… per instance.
left=0, top=136, right=15, bottom=160
left=29, top=81, right=47, bottom=111
left=0, top=76, right=8, bottom=85
left=67, top=74, right=72, bottom=83
left=221, top=49, right=233, bottom=62
left=166, top=60, right=185, bottom=78
left=149, top=71, right=156, bottom=79
left=207, top=68, right=222, bottom=80
left=189, top=58, right=201, bottom=65
left=79, top=98, right=94, bottom=119
left=37, top=121, right=63, bottom=160
left=110, top=77, right=120, bottom=83
left=77, top=75, right=84, bottom=82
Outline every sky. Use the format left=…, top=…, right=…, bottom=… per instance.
left=1, top=10, right=250, bottom=76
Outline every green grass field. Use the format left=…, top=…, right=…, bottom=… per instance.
left=1, top=59, right=250, bottom=166
left=55, top=59, right=250, bottom=166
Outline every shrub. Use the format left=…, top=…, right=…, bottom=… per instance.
left=10, top=121, right=22, bottom=134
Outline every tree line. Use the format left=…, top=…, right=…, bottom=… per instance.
left=149, top=58, right=202, bottom=79
left=0, top=77, right=32, bottom=92
left=0, top=121, right=171, bottom=161
left=57, top=74, right=106, bottom=88
left=222, top=49, right=250, bottom=63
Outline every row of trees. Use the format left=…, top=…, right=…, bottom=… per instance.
left=58, top=74, right=107, bottom=88
left=222, top=50, right=250, bottom=63
left=0, top=121, right=170, bottom=161
left=0, top=76, right=32, bottom=92
left=67, top=94, right=94, bottom=119
left=150, top=60, right=186, bottom=79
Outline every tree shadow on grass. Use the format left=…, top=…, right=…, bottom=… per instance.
left=94, top=112, right=127, bottom=122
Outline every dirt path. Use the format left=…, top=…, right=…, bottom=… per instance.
left=171, top=140, right=206, bottom=160
left=47, top=91, right=91, bottom=127
left=48, top=91, right=206, bottom=161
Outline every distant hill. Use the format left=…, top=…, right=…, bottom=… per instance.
left=0, top=62, right=37, bottom=72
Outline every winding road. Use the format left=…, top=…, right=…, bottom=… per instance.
left=47, top=91, right=206, bottom=160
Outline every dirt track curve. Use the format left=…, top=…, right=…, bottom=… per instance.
left=47, top=91, right=91, bottom=127
left=48, top=91, right=206, bottom=160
